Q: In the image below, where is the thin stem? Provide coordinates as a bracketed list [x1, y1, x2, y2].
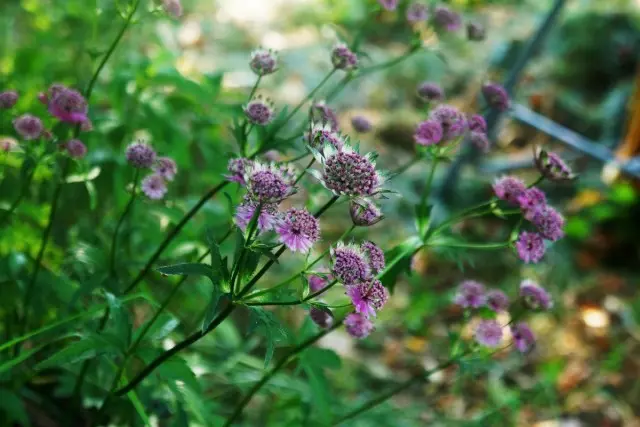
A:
[429, 241, 511, 250]
[419, 158, 439, 209]
[282, 69, 337, 124]
[223, 319, 345, 427]
[0, 155, 41, 228]
[293, 158, 315, 185]
[248, 76, 262, 101]
[109, 169, 141, 276]
[244, 279, 338, 307]
[390, 156, 420, 179]
[230, 204, 262, 296]
[359, 49, 418, 77]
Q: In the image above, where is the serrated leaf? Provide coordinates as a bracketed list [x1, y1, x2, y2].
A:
[201, 291, 229, 333]
[205, 228, 224, 273]
[248, 307, 289, 368]
[254, 246, 280, 264]
[156, 263, 220, 286]
[242, 249, 262, 279]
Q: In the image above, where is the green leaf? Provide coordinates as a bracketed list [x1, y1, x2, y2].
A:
[0, 344, 45, 374]
[205, 228, 224, 273]
[158, 356, 200, 393]
[201, 291, 229, 333]
[0, 389, 29, 426]
[65, 166, 101, 183]
[415, 203, 433, 236]
[36, 334, 120, 370]
[157, 263, 220, 286]
[104, 291, 132, 349]
[242, 249, 262, 280]
[85, 181, 98, 210]
[133, 313, 180, 343]
[299, 348, 341, 425]
[248, 307, 289, 368]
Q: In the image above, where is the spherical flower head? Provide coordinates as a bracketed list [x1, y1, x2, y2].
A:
[482, 82, 510, 112]
[13, 114, 43, 140]
[534, 148, 574, 181]
[126, 141, 157, 168]
[470, 131, 489, 153]
[520, 279, 553, 310]
[1, 137, 18, 153]
[475, 319, 503, 348]
[306, 123, 345, 150]
[529, 205, 565, 241]
[517, 187, 547, 213]
[311, 101, 339, 131]
[417, 82, 444, 102]
[378, 0, 399, 11]
[511, 322, 535, 353]
[244, 162, 294, 203]
[234, 197, 279, 233]
[361, 240, 385, 274]
[406, 3, 429, 24]
[433, 5, 462, 31]
[226, 157, 252, 185]
[162, 0, 183, 18]
[414, 120, 443, 146]
[349, 198, 384, 227]
[346, 279, 389, 318]
[0, 90, 19, 109]
[250, 48, 278, 76]
[467, 22, 486, 41]
[308, 274, 330, 293]
[64, 139, 87, 159]
[492, 176, 526, 205]
[276, 208, 320, 253]
[429, 105, 467, 141]
[309, 306, 333, 329]
[319, 145, 383, 197]
[351, 116, 372, 133]
[454, 280, 486, 309]
[331, 43, 358, 71]
[141, 174, 168, 200]
[48, 87, 88, 123]
[244, 97, 275, 126]
[331, 242, 371, 285]
[515, 231, 546, 264]
[468, 114, 487, 133]
[486, 290, 509, 312]
[345, 313, 374, 339]
[153, 157, 178, 181]
[80, 119, 93, 132]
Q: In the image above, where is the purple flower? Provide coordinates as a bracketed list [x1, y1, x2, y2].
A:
[226, 157, 252, 184]
[454, 280, 486, 309]
[126, 141, 156, 168]
[276, 208, 320, 253]
[361, 240, 385, 274]
[414, 120, 443, 146]
[80, 119, 93, 132]
[349, 198, 384, 227]
[306, 123, 345, 150]
[482, 82, 510, 112]
[351, 116, 372, 133]
[406, 3, 429, 24]
[486, 290, 509, 312]
[48, 87, 88, 123]
[511, 322, 535, 353]
[141, 174, 168, 200]
[468, 114, 487, 133]
[378, 0, 399, 11]
[492, 176, 526, 205]
[470, 131, 489, 152]
[64, 139, 87, 159]
[311, 101, 340, 130]
[234, 197, 279, 233]
[310, 306, 333, 329]
[345, 313, 374, 339]
[0, 90, 19, 109]
[467, 22, 486, 41]
[515, 231, 546, 264]
[433, 6, 462, 31]
[331, 43, 358, 71]
[153, 157, 178, 181]
[475, 319, 503, 348]
[520, 279, 553, 310]
[534, 148, 575, 181]
[528, 205, 564, 241]
[517, 187, 547, 213]
[162, 0, 183, 18]
[309, 274, 330, 293]
[1, 137, 18, 153]
[13, 114, 43, 140]
[417, 82, 444, 102]
[346, 279, 389, 318]
[317, 145, 383, 197]
[429, 104, 467, 141]
[250, 48, 278, 76]
[331, 242, 371, 285]
[244, 97, 275, 126]
[244, 162, 295, 203]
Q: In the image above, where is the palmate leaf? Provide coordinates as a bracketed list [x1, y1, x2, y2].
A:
[247, 307, 289, 368]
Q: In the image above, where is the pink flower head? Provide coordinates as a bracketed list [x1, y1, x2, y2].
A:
[511, 322, 535, 353]
[244, 97, 275, 126]
[250, 48, 278, 76]
[345, 313, 374, 339]
[1, 137, 18, 153]
[351, 115, 372, 133]
[308, 274, 330, 293]
[309, 306, 333, 329]
[153, 157, 178, 181]
[475, 319, 503, 348]
[48, 87, 88, 123]
[276, 208, 320, 253]
[141, 174, 168, 200]
[414, 120, 443, 146]
[13, 114, 43, 140]
[454, 280, 486, 309]
[126, 141, 157, 168]
[226, 157, 252, 184]
[234, 197, 279, 233]
[0, 90, 19, 109]
[64, 139, 87, 159]
[534, 148, 575, 181]
[331, 242, 371, 285]
[492, 176, 526, 205]
[162, 0, 183, 18]
[306, 123, 345, 150]
[317, 144, 384, 197]
[349, 198, 384, 227]
[311, 101, 340, 131]
[331, 43, 358, 71]
[244, 161, 295, 203]
[429, 104, 467, 141]
[520, 279, 553, 310]
[486, 290, 509, 312]
[378, 0, 399, 11]
[468, 114, 487, 133]
[346, 279, 389, 318]
[482, 82, 510, 112]
[361, 240, 385, 274]
[433, 5, 462, 31]
[515, 231, 546, 264]
[517, 187, 547, 214]
[406, 3, 429, 24]
[529, 205, 564, 241]
[417, 82, 444, 102]
[470, 131, 489, 152]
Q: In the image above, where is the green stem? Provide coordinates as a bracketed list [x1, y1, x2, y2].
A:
[109, 169, 141, 276]
[223, 319, 345, 427]
[244, 279, 339, 307]
[282, 69, 336, 124]
[248, 76, 262, 101]
[430, 241, 511, 250]
[0, 159, 39, 228]
[390, 156, 420, 179]
[419, 158, 439, 209]
[230, 204, 262, 296]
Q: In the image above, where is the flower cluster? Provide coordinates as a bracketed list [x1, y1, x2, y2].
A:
[250, 48, 278, 76]
[331, 43, 358, 71]
[126, 141, 177, 200]
[311, 101, 340, 131]
[244, 97, 275, 126]
[482, 82, 510, 112]
[305, 123, 345, 150]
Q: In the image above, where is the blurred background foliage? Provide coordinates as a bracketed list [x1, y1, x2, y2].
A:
[2, 0, 640, 425]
